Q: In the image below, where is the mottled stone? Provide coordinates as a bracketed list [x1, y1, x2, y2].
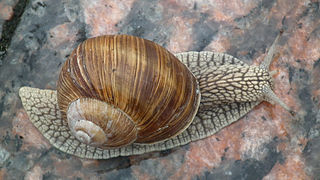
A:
[0, 3, 14, 20]
[303, 136, 320, 178]
[82, 0, 135, 36]
[24, 165, 43, 180]
[0, 169, 7, 180]
[0, 145, 10, 167]
[0, 0, 319, 179]
[0, 0, 18, 36]
[0, 0, 27, 62]
[12, 109, 51, 150]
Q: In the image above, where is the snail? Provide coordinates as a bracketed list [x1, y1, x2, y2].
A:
[19, 33, 292, 159]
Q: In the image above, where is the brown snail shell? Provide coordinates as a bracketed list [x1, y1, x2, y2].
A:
[56, 35, 200, 148]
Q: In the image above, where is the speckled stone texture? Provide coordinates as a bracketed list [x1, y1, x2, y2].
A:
[0, 0, 319, 179]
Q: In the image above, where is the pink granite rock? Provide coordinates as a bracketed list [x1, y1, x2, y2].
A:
[0, 3, 14, 20]
[24, 165, 43, 180]
[12, 109, 51, 150]
[0, 0, 319, 179]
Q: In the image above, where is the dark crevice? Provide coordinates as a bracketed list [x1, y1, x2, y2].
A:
[76, 25, 87, 44]
[0, 0, 29, 61]
[0, 95, 4, 118]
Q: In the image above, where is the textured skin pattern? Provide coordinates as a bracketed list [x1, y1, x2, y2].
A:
[19, 51, 261, 159]
[194, 65, 272, 106]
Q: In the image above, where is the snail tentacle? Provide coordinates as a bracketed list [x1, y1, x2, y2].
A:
[262, 86, 294, 114]
[269, 70, 278, 76]
[260, 30, 283, 69]
[257, 30, 293, 114]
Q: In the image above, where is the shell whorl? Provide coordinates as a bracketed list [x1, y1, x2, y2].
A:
[66, 98, 137, 148]
[57, 35, 200, 148]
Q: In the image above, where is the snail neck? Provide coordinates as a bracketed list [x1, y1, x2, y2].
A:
[67, 98, 138, 148]
[198, 65, 272, 105]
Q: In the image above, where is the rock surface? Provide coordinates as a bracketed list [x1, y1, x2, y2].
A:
[0, 0, 319, 179]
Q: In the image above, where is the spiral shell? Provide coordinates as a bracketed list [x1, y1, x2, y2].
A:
[56, 35, 200, 148]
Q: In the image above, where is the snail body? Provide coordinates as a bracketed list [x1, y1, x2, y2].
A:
[19, 34, 291, 159]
